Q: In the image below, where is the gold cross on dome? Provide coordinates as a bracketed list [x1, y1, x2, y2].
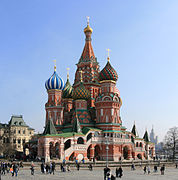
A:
[79, 70, 83, 82]
[67, 68, 70, 79]
[86, 16, 90, 25]
[106, 48, 111, 61]
[53, 59, 57, 71]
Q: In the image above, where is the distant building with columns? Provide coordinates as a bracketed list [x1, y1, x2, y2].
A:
[37, 19, 155, 162]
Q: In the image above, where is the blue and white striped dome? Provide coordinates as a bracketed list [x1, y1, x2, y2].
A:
[45, 70, 64, 90]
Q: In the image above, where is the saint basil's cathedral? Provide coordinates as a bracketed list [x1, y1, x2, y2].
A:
[37, 20, 155, 162]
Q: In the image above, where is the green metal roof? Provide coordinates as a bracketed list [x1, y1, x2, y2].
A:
[43, 119, 57, 135]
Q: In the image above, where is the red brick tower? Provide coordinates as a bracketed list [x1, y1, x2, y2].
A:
[45, 65, 65, 126]
[73, 18, 100, 107]
[95, 53, 122, 131]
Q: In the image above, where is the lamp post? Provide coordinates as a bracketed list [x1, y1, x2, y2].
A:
[105, 135, 109, 167]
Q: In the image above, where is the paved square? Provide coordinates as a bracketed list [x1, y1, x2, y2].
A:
[1, 167, 178, 180]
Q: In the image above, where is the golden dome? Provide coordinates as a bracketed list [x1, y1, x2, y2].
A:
[84, 25, 93, 33]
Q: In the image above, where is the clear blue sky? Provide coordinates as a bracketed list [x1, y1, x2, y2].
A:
[0, 0, 177, 141]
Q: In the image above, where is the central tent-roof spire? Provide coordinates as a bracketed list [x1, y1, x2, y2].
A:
[79, 17, 96, 64]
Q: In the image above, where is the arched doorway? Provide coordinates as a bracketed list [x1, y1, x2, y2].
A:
[55, 142, 59, 158]
[87, 145, 92, 160]
[64, 139, 71, 150]
[49, 142, 54, 158]
[123, 146, 129, 159]
[77, 137, 84, 144]
[94, 145, 101, 160]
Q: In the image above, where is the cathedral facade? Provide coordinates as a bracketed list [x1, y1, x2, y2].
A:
[37, 20, 155, 162]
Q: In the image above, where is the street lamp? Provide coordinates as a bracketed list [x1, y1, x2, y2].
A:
[105, 135, 109, 166]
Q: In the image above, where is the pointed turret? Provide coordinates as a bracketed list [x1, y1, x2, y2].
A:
[79, 16, 96, 64]
[72, 113, 82, 133]
[43, 118, 57, 135]
[131, 122, 139, 137]
[143, 130, 149, 142]
[74, 17, 100, 87]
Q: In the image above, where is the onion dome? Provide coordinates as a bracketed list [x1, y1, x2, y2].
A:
[45, 65, 64, 90]
[72, 82, 90, 100]
[62, 71, 73, 99]
[84, 16, 93, 34]
[99, 60, 118, 82]
[72, 70, 90, 100]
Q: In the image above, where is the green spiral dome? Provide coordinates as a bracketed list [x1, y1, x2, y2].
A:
[62, 79, 73, 99]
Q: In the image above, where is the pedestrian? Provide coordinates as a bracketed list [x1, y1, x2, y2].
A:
[82, 158, 85, 164]
[76, 163, 80, 171]
[147, 165, 150, 174]
[88, 163, 93, 171]
[111, 174, 116, 180]
[176, 163, 178, 169]
[160, 165, 165, 175]
[20, 161, 23, 168]
[116, 168, 119, 177]
[45, 163, 49, 174]
[41, 162, 45, 173]
[49, 162, 52, 174]
[143, 166, 146, 174]
[107, 170, 111, 180]
[104, 166, 110, 180]
[2, 162, 5, 175]
[67, 163, 71, 172]
[154, 165, 157, 172]
[51, 162, 55, 175]
[118, 166, 123, 178]
[30, 162, 34, 175]
[12, 163, 18, 177]
[131, 163, 135, 170]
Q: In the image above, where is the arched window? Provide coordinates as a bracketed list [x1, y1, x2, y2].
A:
[140, 142, 142, 147]
[77, 137, 84, 144]
[136, 142, 139, 147]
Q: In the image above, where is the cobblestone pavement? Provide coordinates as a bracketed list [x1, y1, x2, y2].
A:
[1, 167, 178, 180]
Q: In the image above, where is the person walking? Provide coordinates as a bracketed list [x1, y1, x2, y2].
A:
[51, 162, 55, 175]
[76, 163, 80, 171]
[154, 165, 157, 172]
[41, 163, 45, 173]
[143, 166, 147, 174]
[12, 163, 18, 177]
[147, 165, 150, 174]
[88, 163, 93, 171]
[115, 168, 119, 178]
[104, 166, 110, 180]
[30, 162, 34, 175]
[160, 165, 165, 175]
[118, 166, 123, 178]
[67, 163, 71, 172]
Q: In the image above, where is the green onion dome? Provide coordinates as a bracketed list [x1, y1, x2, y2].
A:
[99, 61, 118, 82]
[62, 78, 73, 99]
[72, 82, 90, 100]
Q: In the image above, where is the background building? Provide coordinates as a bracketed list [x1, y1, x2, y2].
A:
[0, 115, 34, 156]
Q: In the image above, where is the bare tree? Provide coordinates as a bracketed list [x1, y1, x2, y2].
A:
[164, 126, 178, 160]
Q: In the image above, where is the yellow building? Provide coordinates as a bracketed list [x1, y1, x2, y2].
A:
[0, 115, 34, 154]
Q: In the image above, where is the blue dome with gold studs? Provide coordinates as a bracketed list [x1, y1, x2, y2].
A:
[45, 66, 64, 90]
